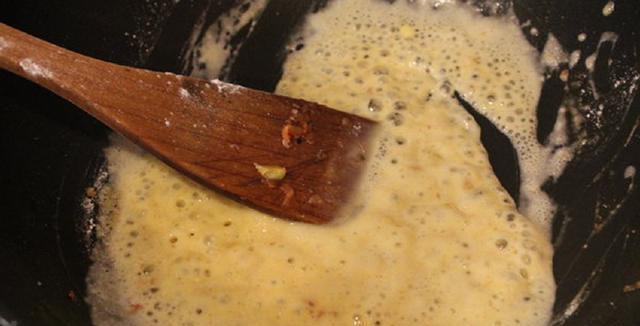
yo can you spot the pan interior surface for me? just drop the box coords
[0,1,638,326]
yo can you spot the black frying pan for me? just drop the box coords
[1,0,639,325]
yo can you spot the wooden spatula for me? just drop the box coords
[0,23,378,224]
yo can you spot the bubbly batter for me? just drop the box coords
[88,1,559,325]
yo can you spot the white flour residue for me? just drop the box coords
[178,87,190,99]
[553,272,595,325]
[0,37,9,51]
[19,58,53,79]
[211,78,243,94]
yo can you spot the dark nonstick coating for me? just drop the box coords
[1,0,638,325]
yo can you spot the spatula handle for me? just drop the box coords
[0,22,212,160]
[0,23,126,124]
[0,23,378,224]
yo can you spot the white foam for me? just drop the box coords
[569,50,581,68]
[577,33,587,42]
[192,0,268,79]
[277,2,557,322]
[602,1,615,16]
[541,34,568,69]
[530,27,539,37]
[586,32,620,75]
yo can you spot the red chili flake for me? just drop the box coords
[68,290,77,301]
[129,303,144,314]
[85,187,97,198]
[281,110,311,148]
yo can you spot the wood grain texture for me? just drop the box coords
[0,23,378,224]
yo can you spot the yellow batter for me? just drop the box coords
[88,1,556,325]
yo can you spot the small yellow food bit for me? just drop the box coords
[253,163,287,181]
[399,25,415,38]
